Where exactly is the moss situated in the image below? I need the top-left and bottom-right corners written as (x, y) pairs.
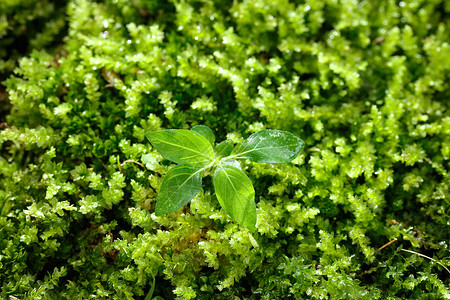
top-left (0, 0), bottom-right (68, 122)
top-left (1, 0), bottom-right (449, 299)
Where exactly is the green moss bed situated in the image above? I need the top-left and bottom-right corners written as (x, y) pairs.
top-left (1, 0), bottom-right (449, 299)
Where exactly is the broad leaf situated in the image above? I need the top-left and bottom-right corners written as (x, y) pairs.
top-left (221, 159), bottom-right (241, 170)
top-left (155, 165), bottom-right (202, 215)
top-left (232, 129), bottom-right (304, 163)
top-left (213, 164), bottom-right (256, 232)
top-left (146, 129), bottom-right (214, 167)
top-left (214, 140), bottom-right (234, 158)
top-left (191, 125), bottom-right (215, 146)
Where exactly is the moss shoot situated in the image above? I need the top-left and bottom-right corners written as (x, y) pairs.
top-left (1, 0), bottom-right (449, 299)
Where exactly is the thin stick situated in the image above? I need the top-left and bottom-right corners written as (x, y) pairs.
top-left (401, 249), bottom-right (450, 274)
top-left (377, 238), bottom-right (398, 252)
top-left (120, 159), bottom-right (145, 168)
top-left (117, 156), bottom-right (145, 174)
top-left (121, 159), bottom-right (146, 168)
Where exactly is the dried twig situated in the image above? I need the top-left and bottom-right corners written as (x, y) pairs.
top-left (376, 238), bottom-right (398, 252)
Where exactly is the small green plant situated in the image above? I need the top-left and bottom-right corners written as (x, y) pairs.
top-left (146, 125), bottom-right (304, 231)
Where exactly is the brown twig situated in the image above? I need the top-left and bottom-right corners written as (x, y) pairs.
top-left (376, 238), bottom-right (398, 252)
top-left (121, 160), bottom-right (145, 168)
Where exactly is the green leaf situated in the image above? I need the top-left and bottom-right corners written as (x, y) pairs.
top-left (155, 165), bottom-right (202, 215)
top-left (213, 164), bottom-right (256, 232)
top-left (144, 273), bottom-right (156, 300)
top-left (146, 129), bottom-right (214, 167)
top-left (232, 129), bottom-right (304, 163)
top-left (191, 125), bottom-right (215, 146)
top-left (221, 159), bottom-right (241, 170)
top-left (214, 140), bottom-right (234, 158)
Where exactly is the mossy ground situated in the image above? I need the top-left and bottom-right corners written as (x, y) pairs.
top-left (1, 0), bottom-right (449, 299)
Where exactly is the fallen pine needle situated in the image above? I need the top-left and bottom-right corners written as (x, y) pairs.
top-left (401, 249), bottom-right (450, 275)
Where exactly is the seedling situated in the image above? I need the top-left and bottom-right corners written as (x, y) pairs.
top-left (146, 125), bottom-right (304, 232)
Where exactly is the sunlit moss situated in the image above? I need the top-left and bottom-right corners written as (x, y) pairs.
top-left (0, 0), bottom-right (449, 299)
